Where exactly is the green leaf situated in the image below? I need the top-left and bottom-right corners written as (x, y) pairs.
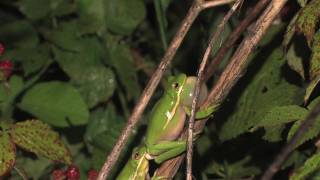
top-left (107, 43), bottom-right (140, 100)
top-left (263, 125), bottom-right (285, 142)
top-left (254, 105), bottom-right (308, 128)
top-left (0, 20), bottom-right (38, 47)
top-left (305, 74), bottom-right (320, 103)
top-left (286, 42), bottom-right (305, 79)
top-left (77, 0), bottom-right (106, 33)
top-left (19, 82), bottom-right (89, 127)
top-left (219, 48), bottom-right (303, 141)
top-left (16, 0), bottom-right (51, 20)
top-left (287, 116), bottom-right (320, 147)
top-left (310, 31), bottom-right (320, 80)
top-left (105, 0), bottom-right (146, 35)
top-left (73, 66), bottom-right (116, 108)
top-left (290, 152), bottom-right (320, 180)
top-left (9, 45), bottom-right (52, 76)
top-left (0, 131), bottom-right (15, 176)
top-left (10, 120), bottom-right (72, 164)
top-left (296, 0), bottom-right (320, 46)
top-left (85, 106), bottom-right (125, 151)
top-left (42, 21), bottom-right (81, 52)
top-left (0, 76), bottom-right (24, 117)
top-left (53, 37), bottom-right (103, 80)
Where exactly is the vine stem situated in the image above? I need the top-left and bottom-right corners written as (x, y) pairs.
top-left (155, 0), bottom-right (287, 178)
top-left (260, 106), bottom-right (320, 179)
top-left (186, 1), bottom-right (242, 179)
top-left (204, 0), bottom-right (270, 81)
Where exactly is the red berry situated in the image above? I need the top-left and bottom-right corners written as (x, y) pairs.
top-left (0, 60), bottom-right (13, 79)
top-left (0, 43), bottom-right (5, 55)
top-left (52, 169), bottom-right (66, 180)
top-left (66, 165), bottom-right (80, 180)
top-left (87, 169), bottom-right (98, 180)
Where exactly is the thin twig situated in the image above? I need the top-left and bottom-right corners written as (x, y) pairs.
top-left (260, 107), bottom-right (320, 179)
top-left (96, 1), bottom-right (204, 179)
top-left (202, 0), bottom-right (237, 9)
top-left (155, 0), bottom-right (287, 178)
top-left (186, 1), bottom-right (242, 179)
top-left (204, 0), bottom-right (270, 81)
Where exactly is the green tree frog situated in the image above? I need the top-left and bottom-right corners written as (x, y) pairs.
top-left (117, 74), bottom-right (215, 179)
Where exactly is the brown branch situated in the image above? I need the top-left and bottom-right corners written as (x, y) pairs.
top-left (155, 0), bottom-right (287, 178)
top-left (260, 107), bottom-right (320, 180)
top-left (96, 1), bottom-right (204, 179)
top-left (204, 0), bottom-right (270, 81)
top-left (186, 1), bottom-right (242, 179)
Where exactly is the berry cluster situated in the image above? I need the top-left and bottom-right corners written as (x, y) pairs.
top-left (0, 43), bottom-right (13, 80)
top-left (52, 165), bottom-right (98, 180)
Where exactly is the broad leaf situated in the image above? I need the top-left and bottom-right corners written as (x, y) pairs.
top-left (0, 131), bottom-right (15, 176)
top-left (105, 0), bottom-right (146, 35)
top-left (107, 43), bottom-right (140, 100)
top-left (305, 74), bottom-right (320, 103)
top-left (0, 20), bottom-right (38, 48)
top-left (19, 82), bottom-right (89, 127)
top-left (10, 120), bottom-right (72, 164)
top-left (290, 152), bottom-right (320, 180)
top-left (74, 66), bottom-right (116, 108)
top-left (77, 0), bottom-right (106, 33)
top-left (17, 0), bottom-right (53, 20)
top-left (253, 105), bottom-right (308, 128)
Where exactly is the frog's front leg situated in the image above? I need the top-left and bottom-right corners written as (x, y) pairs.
top-left (147, 140), bottom-right (186, 164)
top-left (184, 105), bottom-right (217, 119)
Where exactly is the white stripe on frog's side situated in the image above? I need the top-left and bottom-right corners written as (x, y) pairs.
top-left (163, 78), bottom-right (186, 129)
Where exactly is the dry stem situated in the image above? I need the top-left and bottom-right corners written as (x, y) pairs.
top-left (186, 1), bottom-right (242, 179)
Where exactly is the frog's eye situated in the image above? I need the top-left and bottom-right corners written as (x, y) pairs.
top-left (133, 152), bottom-right (141, 160)
top-left (172, 82), bottom-right (180, 90)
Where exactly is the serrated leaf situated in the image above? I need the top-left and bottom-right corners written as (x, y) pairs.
top-left (304, 74), bottom-right (320, 103)
top-left (254, 105), bottom-right (308, 128)
top-left (10, 120), bottom-right (72, 164)
top-left (296, 0), bottom-right (320, 46)
top-left (310, 31), bottom-right (320, 80)
top-left (19, 82), bottom-right (89, 127)
top-left (286, 42), bottom-right (305, 79)
top-left (287, 115), bottom-right (320, 148)
top-left (219, 48), bottom-right (303, 141)
top-left (290, 152), bottom-right (320, 180)
top-left (107, 43), bottom-right (140, 100)
top-left (105, 0), bottom-right (146, 35)
top-left (263, 125), bottom-right (285, 142)
top-left (0, 20), bottom-right (38, 48)
top-left (0, 131), bottom-right (16, 176)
